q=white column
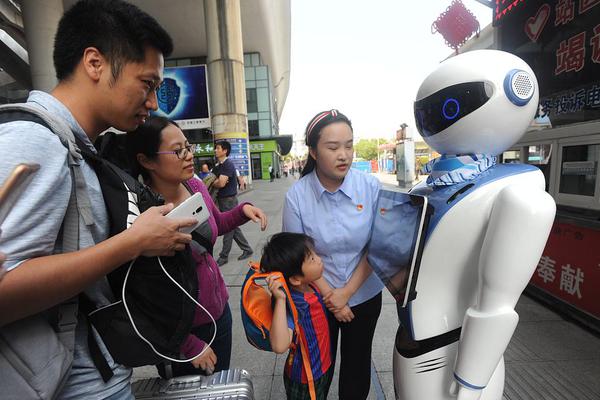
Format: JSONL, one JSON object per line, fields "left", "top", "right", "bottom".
{"left": 204, "top": 0, "right": 251, "bottom": 182}
{"left": 21, "top": 0, "right": 63, "bottom": 92}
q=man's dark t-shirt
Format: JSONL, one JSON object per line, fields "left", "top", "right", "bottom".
{"left": 213, "top": 158, "right": 237, "bottom": 198}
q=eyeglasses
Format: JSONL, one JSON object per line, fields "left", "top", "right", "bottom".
{"left": 156, "top": 144, "right": 197, "bottom": 160}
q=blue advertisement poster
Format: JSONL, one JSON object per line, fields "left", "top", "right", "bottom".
{"left": 152, "top": 65, "right": 211, "bottom": 130}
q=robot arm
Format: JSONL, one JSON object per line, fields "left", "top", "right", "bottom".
{"left": 453, "top": 183, "right": 555, "bottom": 398}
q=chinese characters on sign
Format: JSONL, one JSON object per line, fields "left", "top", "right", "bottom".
{"left": 249, "top": 143, "right": 265, "bottom": 152}
{"left": 499, "top": 0, "right": 600, "bottom": 126}
{"left": 531, "top": 222, "right": 600, "bottom": 320}
{"left": 536, "top": 256, "right": 584, "bottom": 299}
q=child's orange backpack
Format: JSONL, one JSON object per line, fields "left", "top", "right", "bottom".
{"left": 240, "top": 262, "right": 316, "bottom": 400}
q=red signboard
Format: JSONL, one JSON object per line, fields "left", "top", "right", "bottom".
{"left": 531, "top": 221, "right": 600, "bottom": 320}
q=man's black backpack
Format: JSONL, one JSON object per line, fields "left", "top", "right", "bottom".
{"left": 80, "top": 147, "right": 199, "bottom": 376}
{"left": 0, "top": 105, "right": 199, "bottom": 382}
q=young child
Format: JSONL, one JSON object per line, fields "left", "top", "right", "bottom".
{"left": 261, "top": 232, "right": 334, "bottom": 400}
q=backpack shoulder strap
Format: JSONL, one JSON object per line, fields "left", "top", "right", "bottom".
{"left": 0, "top": 103, "right": 92, "bottom": 352}
{"left": 0, "top": 103, "right": 95, "bottom": 234}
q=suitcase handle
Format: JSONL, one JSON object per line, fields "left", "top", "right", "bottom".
{"left": 159, "top": 375, "right": 204, "bottom": 393}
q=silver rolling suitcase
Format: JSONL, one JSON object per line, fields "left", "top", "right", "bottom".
{"left": 132, "top": 368, "right": 254, "bottom": 399}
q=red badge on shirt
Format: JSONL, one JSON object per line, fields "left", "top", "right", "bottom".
{"left": 357, "top": 204, "right": 364, "bottom": 211}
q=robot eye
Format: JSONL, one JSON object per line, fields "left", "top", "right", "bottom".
{"left": 442, "top": 98, "right": 460, "bottom": 120}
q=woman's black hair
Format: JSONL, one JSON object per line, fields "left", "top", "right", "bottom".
{"left": 126, "top": 116, "right": 179, "bottom": 182}
{"left": 301, "top": 109, "right": 352, "bottom": 177}
{"left": 260, "top": 232, "right": 315, "bottom": 282}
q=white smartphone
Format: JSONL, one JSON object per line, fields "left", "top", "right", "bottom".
{"left": 0, "top": 163, "right": 40, "bottom": 228}
{"left": 166, "top": 192, "right": 210, "bottom": 234}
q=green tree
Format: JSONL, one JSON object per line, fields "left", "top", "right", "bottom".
{"left": 354, "top": 138, "right": 389, "bottom": 160}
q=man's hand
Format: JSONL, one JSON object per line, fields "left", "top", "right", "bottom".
{"left": 242, "top": 204, "right": 268, "bottom": 231}
{"left": 333, "top": 305, "right": 354, "bottom": 323}
{"left": 191, "top": 346, "right": 217, "bottom": 375}
{"left": 128, "top": 203, "right": 196, "bottom": 257}
{"left": 324, "top": 287, "right": 350, "bottom": 313}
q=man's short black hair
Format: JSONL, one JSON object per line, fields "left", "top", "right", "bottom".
{"left": 54, "top": 0, "right": 173, "bottom": 82}
{"left": 215, "top": 140, "right": 231, "bottom": 156}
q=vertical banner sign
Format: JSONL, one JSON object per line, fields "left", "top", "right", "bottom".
{"left": 497, "top": 0, "right": 600, "bottom": 126}
{"left": 531, "top": 221, "right": 600, "bottom": 320}
{"left": 152, "top": 65, "right": 211, "bottom": 130}
{"left": 226, "top": 137, "right": 250, "bottom": 176}
{"left": 214, "top": 133, "right": 251, "bottom": 177}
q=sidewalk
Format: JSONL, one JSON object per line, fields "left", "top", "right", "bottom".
{"left": 132, "top": 174, "right": 600, "bottom": 400}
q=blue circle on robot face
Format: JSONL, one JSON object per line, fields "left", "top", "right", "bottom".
{"left": 442, "top": 98, "right": 460, "bottom": 120}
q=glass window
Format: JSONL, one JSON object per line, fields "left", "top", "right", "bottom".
{"left": 502, "top": 150, "right": 520, "bottom": 164}
{"left": 256, "top": 66, "right": 268, "bottom": 80}
{"left": 257, "top": 80, "right": 269, "bottom": 88}
{"left": 248, "top": 120, "right": 259, "bottom": 137}
{"left": 246, "top": 88, "right": 258, "bottom": 113}
{"left": 245, "top": 67, "right": 255, "bottom": 81}
{"left": 177, "top": 59, "right": 191, "bottom": 66}
{"left": 252, "top": 53, "right": 260, "bottom": 66}
{"left": 244, "top": 54, "right": 251, "bottom": 65}
{"left": 165, "top": 60, "right": 177, "bottom": 67}
{"left": 257, "top": 88, "right": 270, "bottom": 112}
{"left": 246, "top": 80, "right": 256, "bottom": 89}
{"left": 259, "top": 119, "right": 271, "bottom": 135}
{"left": 559, "top": 144, "right": 599, "bottom": 196}
{"left": 247, "top": 112, "right": 258, "bottom": 120}
{"left": 526, "top": 144, "right": 552, "bottom": 191}
{"left": 259, "top": 112, "right": 270, "bottom": 119}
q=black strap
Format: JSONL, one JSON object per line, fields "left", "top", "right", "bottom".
{"left": 0, "top": 110, "right": 50, "bottom": 130}
{"left": 191, "top": 230, "right": 214, "bottom": 257}
{"left": 79, "top": 295, "right": 114, "bottom": 382}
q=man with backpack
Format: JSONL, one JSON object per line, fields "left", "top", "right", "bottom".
{"left": 0, "top": 1, "right": 196, "bottom": 399}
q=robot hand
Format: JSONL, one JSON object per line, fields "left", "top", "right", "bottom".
{"left": 450, "top": 381, "right": 482, "bottom": 400}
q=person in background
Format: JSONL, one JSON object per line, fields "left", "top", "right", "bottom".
{"left": 269, "top": 164, "right": 275, "bottom": 182}
{"left": 236, "top": 168, "right": 247, "bottom": 191}
{"left": 282, "top": 109, "right": 383, "bottom": 400}
{"left": 199, "top": 162, "right": 211, "bottom": 180}
{"left": 126, "top": 117, "right": 267, "bottom": 377}
{"left": 212, "top": 140, "right": 254, "bottom": 266}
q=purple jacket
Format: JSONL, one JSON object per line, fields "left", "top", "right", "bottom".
{"left": 180, "top": 178, "right": 250, "bottom": 358}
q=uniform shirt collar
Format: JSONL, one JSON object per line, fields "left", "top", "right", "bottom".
{"left": 308, "top": 168, "right": 355, "bottom": 200}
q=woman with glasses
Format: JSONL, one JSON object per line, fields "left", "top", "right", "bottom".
{"left": 126, "top": 116, "right": 267, "bottom": 377}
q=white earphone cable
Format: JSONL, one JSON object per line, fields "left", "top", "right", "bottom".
{"left": 121, "top": 256, "right": 217, "bottom": 363}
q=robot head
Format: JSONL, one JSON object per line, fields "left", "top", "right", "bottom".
{"left": 414, "top": 50, "right": 539, "bottom": 156}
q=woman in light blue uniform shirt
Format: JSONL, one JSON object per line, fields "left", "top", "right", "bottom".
{"left": 283, "top": 109, "right": 383, "bottom": 400}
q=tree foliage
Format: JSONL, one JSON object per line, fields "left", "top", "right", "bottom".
{"left": 354, "top": 138, "right": 390, "bottom": 160}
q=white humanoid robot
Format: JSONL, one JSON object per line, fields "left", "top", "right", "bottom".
{"left": 390, "top": 50, "right": 556, "bottom": 400}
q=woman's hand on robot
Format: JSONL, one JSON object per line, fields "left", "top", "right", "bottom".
{"left": 323, "top": 287, "right": 350, "bottom": 312}
{"left": 333, "top": 305, "right": 354, "bottom": 323}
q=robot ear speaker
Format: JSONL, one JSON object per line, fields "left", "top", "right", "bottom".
{"left": 503, "top": 69, "right": 535, "bottom": 106}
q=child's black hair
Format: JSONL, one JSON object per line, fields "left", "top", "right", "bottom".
{"left": 260, "top": 232, "right": 315, "bottom": 282}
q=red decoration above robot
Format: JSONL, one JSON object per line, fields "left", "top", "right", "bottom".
{"left": 432, "top": 0, "right": 481, "bottom": 50}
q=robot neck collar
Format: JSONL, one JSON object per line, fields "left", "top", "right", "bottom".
{"left": 423, "top": 154, "right": 496, "bottom": 187}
